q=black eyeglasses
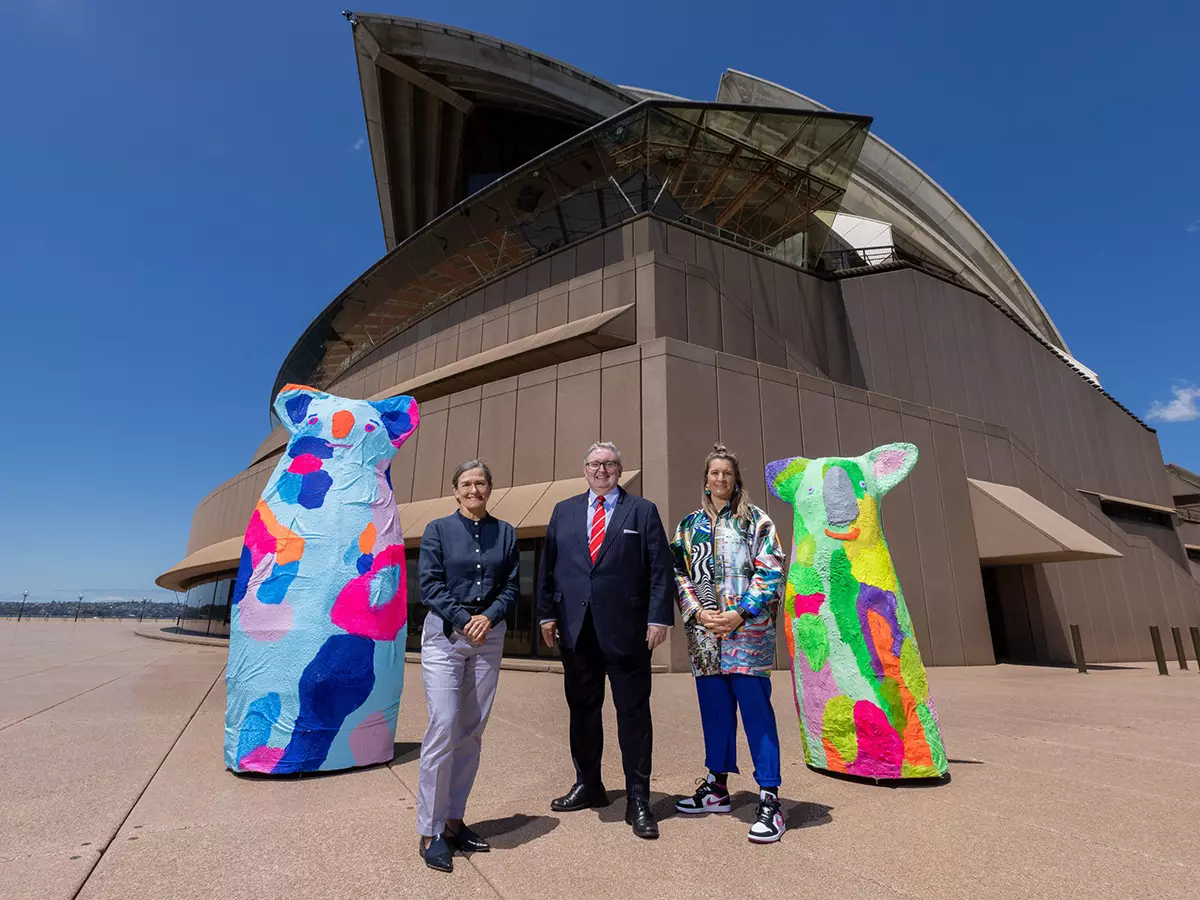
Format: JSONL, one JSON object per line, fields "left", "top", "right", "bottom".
{"left": 585, "top": 461, "right": 621, "bottom": 472}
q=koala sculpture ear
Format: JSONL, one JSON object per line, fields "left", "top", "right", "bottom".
{"left": 274, "top": 384, "right": 326, "bottom": 433}
{"left": 369, "top": 394, "right": 420, "bottom": 448}
{"left": 863, "top": 442, "right": 918, "bottom": 496}
{"left": 765, "top": 456, "right": 811, "bottom": 504}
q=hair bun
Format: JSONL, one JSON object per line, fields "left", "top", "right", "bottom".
{"left": 712, "top": 442, "right": 729, "bottom": 453}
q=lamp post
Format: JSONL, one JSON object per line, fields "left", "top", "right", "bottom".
{"left": 75, "top": 593, "right": 82, "bottom": 623}
{"left": 139, "top": 597, "right": 148, "bottom": 622}
{"left": 18, "top": 591, "right": 28, "bottom": 623}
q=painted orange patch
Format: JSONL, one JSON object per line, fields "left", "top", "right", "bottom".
{"left": 256, "top": 500, "right": 305, "bottom": 565}
{"left": 867, "top": 608, "right": 934, "bottom": 769}
{"left": 332, "top": 410, "right": 355, "bottom": 439}
{"left": 280, "top": 383, "right": 320, "bottom": 394}
{"left": 359, "top": 522, "right": 377, "bottom": 554}
{"left": 822, "top": 738, "right": 848, "bottom": 774}
{"left": 824, "top": 526, "right": 861, "bottom": 541}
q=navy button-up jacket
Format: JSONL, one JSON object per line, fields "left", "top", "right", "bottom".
{"left": 419, "top": 511, "right": 520, "bottom": 637}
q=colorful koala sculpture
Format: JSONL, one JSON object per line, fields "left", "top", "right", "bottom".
{"left": 766, "top": 443, "right": 948, "bottom": 780}
{"left": 224, "top": 384, "right": 419, "bottom": 775}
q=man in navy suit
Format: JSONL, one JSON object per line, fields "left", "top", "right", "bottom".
{"left": 538, "top": 441, "right": 674, "bottom": 839}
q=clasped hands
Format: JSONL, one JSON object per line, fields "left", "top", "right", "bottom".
{"left": 696, "top": 608, "right": 744, "bottom": 637}
{"left": 462, "top": 614, "right": 492, "bottom": 646}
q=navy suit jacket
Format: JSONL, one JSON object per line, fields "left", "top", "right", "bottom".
{"left": 537, "top": 489, "right": 674, "bottom": 657}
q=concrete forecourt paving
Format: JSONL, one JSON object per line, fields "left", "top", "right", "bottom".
{"left": 2, "top": 620, "right": 1198, "bottom": 899}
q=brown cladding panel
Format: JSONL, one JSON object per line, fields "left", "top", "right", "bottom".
{"left": 411, "top": 407, "right": 449, "bottom": 501}
{"left": 774, "top": 267, "right": 803, "bottom": 352}
{"left": 821, "top": 282, "right": 855, "bottom": 386}
{"left": 1116, "top": 550, "right": 1153, "bottom": 660}
{"left": 840, "top": 279, "right": 872, "bottom": 389}
{"left": 686, "top": 272, "right": 722, "bottom": 351}
{"left": 1059, "top": 366, "right": 1097, "bottom": 490}
{"left": 601, "top": 361, "right": 642, "bottom": 471}
{"left": 931, "top": 420, "right": 993, "bottom": 664}
{"left": 759, "top": 377, "right": 804, "bottom": 554}
{"left": 554, "top": 371, "right": 601, "bottom": 480}
{"left": 963, "top": 298, "right": 998, "bottom": 425}
{"left": 537, "top": 289, "right": 568, "bottom": 332}
{"left": 389, "top": 435, "right": 418, "bottom": 504}
{"left": 749, "top": 255, "right": 778, "bottom": 331}
{"left": 913, "top": 277, "right": 953, "bottom": 411}
{"left": 947, "top": 288, "right": 985, "bottom": 421}
{"left": 504, "top": 269, "right": 529, "bottom": 306}
{"left": 549, "top": 248, "right": 575, "bottom": 287}
{"left": 870, "top": 404, "right": 931, "bottom": 656}
{"left": 754, "top": 327, "right": 787, "bottom": 368}
{"left": 441, "top": 400, "right": 481, "bottom": 490}
{"left": 985, "top": 432, "right": 1017, "bottom": 486}
{"left": 665, "top": 223, "right": 697, "bottom": 264}
{"left": 799, "top": 389, "right": 839, "bottom": 460}
{"left": 960, "top": 427, "right": 992, "bottom": 481}
{"left": 721, "top": 295, "right": 756, "bottom": 360}
{"left": 575, "top": 235, "right": 605, "bottom": 276}
{"left": 879, "top": 277, "right": 914, "bottom": 403}
{"left": 603, "top": 227, "right": 625, "bottom": 267}
{"left": 603, "top": 268, "right": 636, "bottom": 312}
{"left": 512, "top": 381, "right": 557, "bottom": 487}
{"left": 902, "top": 414, "right": 963, "bottom": 665}
{"left": 834, "top": 397, "right": 873, "bottom": 459}
{"left": 456, "top": 325, "right": 482, "bottom": 361}
{"left": 434, "top": 337, "right": 458, "bottom": 370}
{"left": 655, "top": 264, "right": 689, "bottom": 343}
{"left": 694, "top": 234, "right": 724, "bottom": 282}
{"left": 1031, "top": 346, "right": 1071, "bottom": 481}
{"left": 568, "top": 279, "right": 603, "bottom": 322}
{"left": 860, "top": 276, "right": 895, "bottom": 396}
{"left": 893, "top": 270, "right": 932, "bottom": 407}
{"left": 508, "top": 303, "right": 537, "bottom": 342}
{"left": 716, "top": 367, "right": 767, "bottom": 511}
{"left": 477, "top": 389, "right": 517, "bottom": 489}
{"left": 662, "top": 354, "right": 719, "bottom": 530}
{"left": 798, "top": 273, "right": 826, "bottom": 373}
{"left": 722, "top": 244, "right": 751, "bottom": 309}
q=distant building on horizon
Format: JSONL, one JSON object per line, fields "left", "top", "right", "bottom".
{"left": 158, "top": 15, "right": 1200, "bottom": 666}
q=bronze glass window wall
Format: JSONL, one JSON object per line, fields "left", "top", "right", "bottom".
{"left": 177, "top": 575, "right": 234, "bottom": 637}
{"left": 273, "top": 100, "right": 871, "bottom": 404}
{"left": 404, "top": 538, "right": 560, "bottom": 659}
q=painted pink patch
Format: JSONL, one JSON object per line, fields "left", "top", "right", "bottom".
{"left": 795, "top": 593, "right": 826, "bottom": 616}
{"left": 288, "top": 453, "right": 323, "bottom": 475}
{"left": 847, "top": 700, "right": 904, "bottom": 779}
{"left": 239, "top": 745, "right": 285, "bottom": 773}
{"left": 238, "top": 596, "right": 294, "bottom": 642}
{"left": 873, "top": 449, "right": 908, "bottom": 477}
{"left": 349, "top": 711, "right": 394, "bottom": 766}
{"left": 242, "top": 511, "right": 276, "bottom": 565}
{"left": 331, "top": 544, "right": 408, "bottom": 641}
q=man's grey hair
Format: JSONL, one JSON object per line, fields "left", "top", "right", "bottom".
{"left": 583, "top": 441, "right": 623, "bottom": 465}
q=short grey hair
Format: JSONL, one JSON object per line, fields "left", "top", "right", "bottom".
{"left": 584, "top": 442, "right": 622, "bottom": 465}
{"left": 451, "top": 459, "right": 493, "bottom": 489}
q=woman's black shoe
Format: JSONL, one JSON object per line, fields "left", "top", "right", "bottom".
{"left": 446, "top": 823, "right": 490, "bottom": 853}
{"left": 551, "top": 782, "right": 610, "bottom": 812}
{"left": 419, "top": 835, "right": 454, "bottom": 872}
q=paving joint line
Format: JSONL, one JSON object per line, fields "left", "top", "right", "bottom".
{"left": 0, "top": 647, "right": 188, "bottom": 733}
{"left": 0, "top": 646, "right": 151, "bottom": 685}
{"left": 69, "top": 662, "right": 226, "bottom": 900}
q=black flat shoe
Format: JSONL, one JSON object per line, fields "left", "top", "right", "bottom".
{"left": 419, "top": 835, "right": 454, "bottom": 872}
{"left": 625, "top": 799, "right": 659, "bottom": 839}
{"left": 551, "top": 782, "right": 610, "bottom": 812}
{"left": 446, "top": 823, "right": 490, "bottom": 853}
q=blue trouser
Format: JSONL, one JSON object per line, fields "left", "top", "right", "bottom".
{"left": 695, "top": 673, "right": 781, "bottom": 789}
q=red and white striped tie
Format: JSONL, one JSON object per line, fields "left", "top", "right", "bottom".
{"left": 589, "top": 496, "right": 606, "bottom": 563}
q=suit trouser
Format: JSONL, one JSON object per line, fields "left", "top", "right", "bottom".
{"left": 559, "top": 608, "right": 653, "bottom": 800}
{"left": 416, "top": 614, "right": 506, "bottom": 836}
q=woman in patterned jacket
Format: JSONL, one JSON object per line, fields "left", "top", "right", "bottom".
{"left": 670, "top": 444, "right": 788, "bottom": 843}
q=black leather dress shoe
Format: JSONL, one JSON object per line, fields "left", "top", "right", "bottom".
{"left": 625, "top": 799, "right": 659, "bottom": 839}
{"left": 446, "top": 823, "right": 490, "bottom": 853}
{"left": 419, "top": 835, "right": 454, "bottom": 873}
{"left": 551, "top": 782, "right": 610, "bottom": 812}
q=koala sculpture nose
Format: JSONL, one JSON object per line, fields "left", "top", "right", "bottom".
{"left": 331, "top": 410, "right": 355, "bottom": 439}
{"left": 823, "top": 466, "right": 858, "bottom": 527}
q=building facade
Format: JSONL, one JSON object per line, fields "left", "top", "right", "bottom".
{"left": 157, "top": 15, "right": 1200, "bottom": 670}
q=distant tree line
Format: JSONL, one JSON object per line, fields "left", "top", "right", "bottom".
{"left": 0, "top": 599, "right": 183, "bottom": 620}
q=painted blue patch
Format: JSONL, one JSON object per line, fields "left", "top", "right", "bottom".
{"left": 369, "top": 564, "right": 401, "bottom": 609}
{"left": 284, "top": 393, "right": 312, "bottom": 425}
{"left": 356, "top": 553, "right": 374, "bottom": 575}
{"left": 371, "top": 396, "right": 416, "bottom": 444}
{"left": 385, "top": 466, "right": 392, "bottom": 491}
{"left": 258, "top": 560, "right": 300, "bottom": 605}
{"left": 289, "top": 436, "right": 334, "bottom": 459}
{"left": 236, "top": 692, "right": 281, "bottom": 765}
{"left": 232, "top": 545, "right": 253, "bottom": 604}
{"left": 278, "top": 472, "right": 302, "bottom": 505}
{"left": 298, "top": 470, "right": 333, "bottom": 509}
{"left": 274, "top": 634, "right": 376, "bottom": 773}
{"left": 343, "top": 543, "right": 360, "bottom": 565}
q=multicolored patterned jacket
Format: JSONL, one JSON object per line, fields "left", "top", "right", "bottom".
{"left": 670, "top": 503, "right": 785, "bottom": 677}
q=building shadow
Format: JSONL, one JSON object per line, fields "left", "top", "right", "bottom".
{"left": 727, "top": 791, "right": 833, "bottom": 829}
{"left": 946, "top": 758, "right": 984, "bottom": 765}
{"left": 472, "top": 813, "right": 559, "bottom": 849}
{"left": 391, "top": 741, "right": 421, "bottom": 765}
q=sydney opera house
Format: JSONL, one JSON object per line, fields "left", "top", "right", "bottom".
{"left": 158, "top": 14, "right": 1200, "bottom": 670}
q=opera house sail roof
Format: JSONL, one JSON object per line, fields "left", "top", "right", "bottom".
{"left": 272, "top": 100, "right": 871, "bottom": 401}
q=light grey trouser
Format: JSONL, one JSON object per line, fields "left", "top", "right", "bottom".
{"left": 416, "top": 613, "right": 506, "bottom": 837}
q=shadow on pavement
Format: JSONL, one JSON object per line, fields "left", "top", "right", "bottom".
{"left": 392, "top": 741, "right": 421, "bottom": 764}
{"left": 807, "top": 764, "right": 953, "bottom": 789}
{"left": 727, "top": 791, "right": 833, "bottom": 829}
{"left": 473, "top": 813, "right": 560, "bottom": 849}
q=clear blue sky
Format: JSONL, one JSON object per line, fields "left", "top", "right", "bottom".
{"left": 2, "top": 0, "right": 1197, "bottom": 603}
